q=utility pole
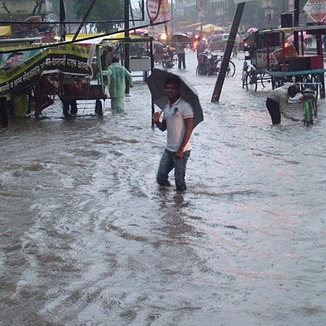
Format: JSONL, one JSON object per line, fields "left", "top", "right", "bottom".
{"left": 293, "top": 0, "right": 300, "bottom": 52}
{"left": 211, "top": 2, "right": 245, "bottom": 102}
{"left": 59, "top": 0, "right": 66, "bottom": 41}
{"left": 124, "top": 0, "right": 130, "bottom": 94}
{"left": 171, "top": 0, "right": 174, "bottom": 34}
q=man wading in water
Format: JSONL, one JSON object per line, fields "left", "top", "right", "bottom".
{"left": 152, "top": 76, "right": 194, "bottom": 192}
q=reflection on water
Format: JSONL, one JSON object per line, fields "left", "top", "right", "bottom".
{"left": 1, "top": 52, "right": 326, "bottom": 325}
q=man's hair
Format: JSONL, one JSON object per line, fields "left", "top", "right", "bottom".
{"left": 288, "top": 84, "right": 299, "bottom": 97}
{"left": 112, "top": 56, "right": 119, "bottom": 63}
{"left": 164, "top": 75, "right": 181, "bottom": 89}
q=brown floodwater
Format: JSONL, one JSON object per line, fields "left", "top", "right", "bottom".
{"left": 1, "top": 51, "right": 326, "bottom": 325}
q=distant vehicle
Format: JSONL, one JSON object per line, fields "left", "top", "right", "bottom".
{"left": 208, "top": 33, "right": 244, "bottom": 52}
{"left": 208, "top": 33, "right": 229, "bottom": 52}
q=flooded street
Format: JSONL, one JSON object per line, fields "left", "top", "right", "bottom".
{"left": 1, "top": 50, "right": 326, "bottom": 325}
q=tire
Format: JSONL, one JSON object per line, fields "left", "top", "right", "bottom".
{"left": 312, "top": 98, "right": 318, "bottom": 118}
{"left": 215, "top": 59, "right": 235, "bottom": 77}
{"left": 95, "top": 99, "right": 103, "bottom": 116}
{"left": 226, "top": 60, "right": 236, "bottom": 77}
{"left": 245, "top": 70, "right": 257, "bottom": 91}
{"left": 196, "top": 64, "right": 206, "bottom": 76}
{"left": 242, "top": 62, "right": 248, "bottom": 88}
{"left": 196, "top": 65, "right": 202, "bottom": 75}
{"left": 215, "top": 60, "right": 222, "bottom": 75}
{"left": 303, "top": 101, "right": 313, "bottom": 127}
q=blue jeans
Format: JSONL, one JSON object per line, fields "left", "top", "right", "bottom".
{"left": 156, "top": 149, "right": 191, "bottom": 191}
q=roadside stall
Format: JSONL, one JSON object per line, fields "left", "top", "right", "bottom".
{"left": 105, "top": 32, "right": 151, "bottom": 80}
{"left": 260, "top": 25, "right": 326, "bottom": 98}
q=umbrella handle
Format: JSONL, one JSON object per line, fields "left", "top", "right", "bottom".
{"left": 153, "top": 110, "right": 163, "bottom": 123}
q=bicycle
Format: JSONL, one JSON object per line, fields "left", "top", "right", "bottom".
{"left": 301, "top": 88, "right": 317, "bottom": 127}
{"left": 196, "top": 51, "right": 236, "bottom": 77}
{"left": 242, "top": 60, "right": 270, "bottom": 91}
{"left": 215, "top": 56, "right": 236, "bottom": 77}
{"left": 242, "top": 61, "right": 258, "bottom": 91}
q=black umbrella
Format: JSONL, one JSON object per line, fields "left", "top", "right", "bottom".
{"left": 146, "top": 68, "right": 204, "bottom": 128}
{"left": 170, "top": 33, "right": 191, "bottom": 44}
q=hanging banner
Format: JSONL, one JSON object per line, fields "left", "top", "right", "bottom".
{"left": 156, "top": 0, "right": 172, "bottom": 22}
{"left": 0, "top": 44, "right": 91, "bottom": 96}
{"left": 146, "top": 0, "right": 162, "bottom": 22}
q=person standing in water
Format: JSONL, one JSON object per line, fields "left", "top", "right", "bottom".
{"left": 152, "top": 75, "right": 194, "bottom": 192}
{"left": 107, "top": 56, "right": 133, "bottom": 113}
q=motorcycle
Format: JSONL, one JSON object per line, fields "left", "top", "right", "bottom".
{"left": 207, "top": 53, "right": 220, "bottom": 75}
{"left": 161, "top": 47, "right": 176, "bottom": 69}
{"left": 196, "top": 51, "right": 220, "bottom": 76}
{"left": 196, "top": 51, "right": 209, "bottom": 75}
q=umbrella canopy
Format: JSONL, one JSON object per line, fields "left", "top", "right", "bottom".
{"left": 131, "top": 28, "right": 148, "bottom": 36}
{"left": 196, "top": 24, "right": 225, "bottom": 33}
{"left": 170, "top": 33, "right": 191, "bottom": 44}
{"left": 146, "top": 68, "right": 204, "bottom": 129}
{"left": 247, "top": 27, "right": 258, "bottom": 34}
{"left": 287, "top": 31, "right": 313, "bottom": 43}
{"left": 107, "top": 32, "right": 145, "bottom": 42}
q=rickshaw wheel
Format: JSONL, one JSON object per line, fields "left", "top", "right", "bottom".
{"left": 95, "top": 99, "right": 103, "bottom": 116}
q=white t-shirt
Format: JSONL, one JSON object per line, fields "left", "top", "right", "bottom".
{"left": 163, "top": 97, "right": 194, "bottom": 152}
{"left": 267, "top": 83, "right": 292, "bottom": 110}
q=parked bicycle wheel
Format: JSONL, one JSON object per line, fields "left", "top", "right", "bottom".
{"left": 242, "top": 62, "right": 248, "bottom": 88}
{"left": 216, "top": 59, "right": 236, "bottom": 77}
{"left": 245, "top": 68, "right": 258, "bottom": 91}
{"left": 226, "top": 60, "right": 236, "bottom": 77}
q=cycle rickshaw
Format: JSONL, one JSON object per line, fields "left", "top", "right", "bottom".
{"left": 242, "top": 30, "right": 280, "bottom": 91}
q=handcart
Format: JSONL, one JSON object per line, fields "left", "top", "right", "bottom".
{"left": 59, "top": 73, "right": 107, "bottom": 118}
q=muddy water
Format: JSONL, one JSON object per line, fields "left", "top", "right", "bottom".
{"left": 1, "top": 51, "right": 326, "bottom": 325}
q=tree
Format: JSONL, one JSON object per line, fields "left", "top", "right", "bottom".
{"left": 73, "top": 0, "right": 124, "bottom": 33}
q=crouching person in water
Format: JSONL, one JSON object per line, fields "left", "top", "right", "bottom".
{"left": 266, "top": 83, "right": 301, "bottom": 125}
{"left": 152, "top": 76, "right": 194, "bottom": 192}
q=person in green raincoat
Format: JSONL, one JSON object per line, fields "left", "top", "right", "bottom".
{"left": 107, "top": 56, "right": 133, "bottom": 112}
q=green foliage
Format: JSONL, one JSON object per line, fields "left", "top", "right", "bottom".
{"left": 73, "top": 0, "right": 124, "bottom": 33}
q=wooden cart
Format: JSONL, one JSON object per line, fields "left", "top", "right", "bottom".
{"left": 59, "top": 75, "right": 107, "bottom": 118}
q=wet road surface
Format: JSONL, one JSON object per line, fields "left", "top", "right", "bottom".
{"left": 1, "top": 50, "right": 326, "bottom": 325}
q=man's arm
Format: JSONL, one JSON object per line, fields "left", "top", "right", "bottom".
{"left": 124, "top": 69, "right": 133, "bottom": 87}
{"left": 153, "top": 111, "right": 166, "bottom": 131}
{"left": 175, "top": 117, "right": 193, "bottom": 159}
{"left": 280, "top": 97, "right": 300, "bottom": 121}
{"left": 280, "top": 107, "right": 299, "bottom": 121}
